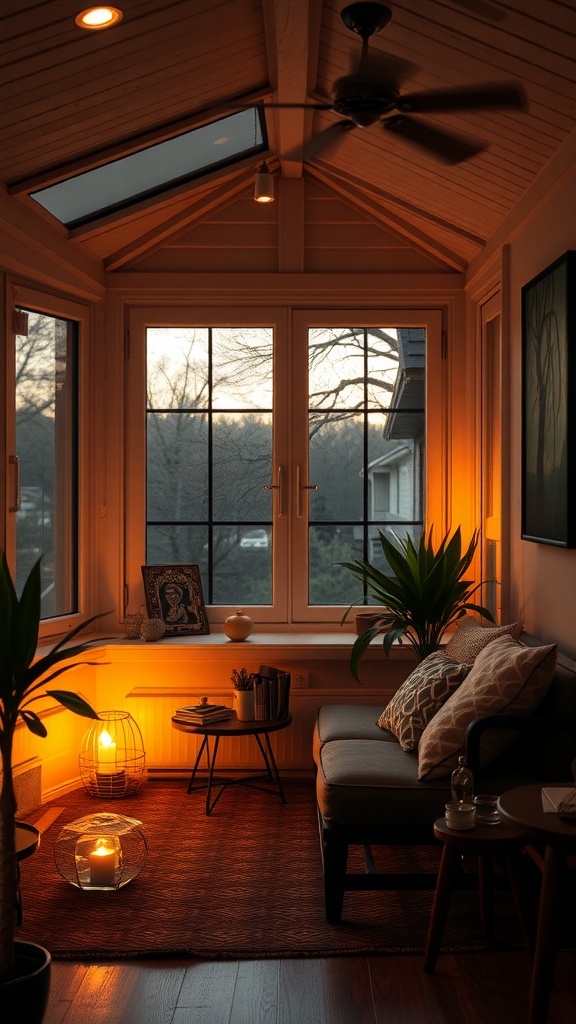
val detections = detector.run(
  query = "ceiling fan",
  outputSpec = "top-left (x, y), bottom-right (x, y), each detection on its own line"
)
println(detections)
top-left (268, 1), bottom-right (526, 165)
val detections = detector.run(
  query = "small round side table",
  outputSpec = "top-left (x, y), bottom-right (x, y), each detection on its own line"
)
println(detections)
top-left (424, 815), bottom-right (533, 973)
top-left (498, 783), bottom-right (576, 1024)
top-left (172, 712), bottom-right (292, 815)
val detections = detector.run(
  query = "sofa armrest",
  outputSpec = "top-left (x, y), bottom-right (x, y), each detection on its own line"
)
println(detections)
top-left (465, 714), bottom-right (576, 778)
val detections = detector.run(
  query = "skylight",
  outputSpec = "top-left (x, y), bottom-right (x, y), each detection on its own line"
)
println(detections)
top-left (31, 108), bottom-right (267, 229)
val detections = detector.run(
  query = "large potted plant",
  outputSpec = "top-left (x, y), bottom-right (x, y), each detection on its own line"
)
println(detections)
top-left (341, 526), bottom-right (495, 681)
top-left (0, 552), bottom-right (103, 1023)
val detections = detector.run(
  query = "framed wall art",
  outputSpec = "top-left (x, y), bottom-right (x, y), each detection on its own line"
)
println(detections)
top-left (521, 250), bottom-right (576, 547)
top-left (141, 564), bottom-right (210, 635)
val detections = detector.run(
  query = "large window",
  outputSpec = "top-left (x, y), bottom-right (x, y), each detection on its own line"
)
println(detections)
top-left (6, 290), bottom-right (82, 620)
top-left (126, 307), bottom-right (443, 625)
top-left (146, 326), bottom-right (274, 604)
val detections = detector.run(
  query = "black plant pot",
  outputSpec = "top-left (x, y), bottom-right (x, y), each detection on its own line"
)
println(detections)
top-left (1, 941), bottom-right (51, 1024)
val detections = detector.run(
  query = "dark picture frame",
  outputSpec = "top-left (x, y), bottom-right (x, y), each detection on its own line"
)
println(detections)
top-left (141, 564), bottom-right (210, 636)
top-left (521, 250), bottom-right (576, 547)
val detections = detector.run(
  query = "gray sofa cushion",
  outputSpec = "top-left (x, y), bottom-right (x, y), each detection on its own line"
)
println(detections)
top-left (313, 704), bottom-right (395, 763)
top-left (316, 739), bottom-right (450, 826)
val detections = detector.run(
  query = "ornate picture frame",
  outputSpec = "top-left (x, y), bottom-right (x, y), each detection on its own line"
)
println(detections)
top-left (141, 564), bottom-right (210, 636)
top-left (521, 250), bottom-right (576, 546)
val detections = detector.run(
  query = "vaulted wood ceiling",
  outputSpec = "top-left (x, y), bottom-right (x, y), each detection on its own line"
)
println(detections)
top-left (2, 0), bottom-right (575, 272)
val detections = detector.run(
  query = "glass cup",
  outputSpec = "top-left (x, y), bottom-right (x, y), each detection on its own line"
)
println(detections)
top-left (473, 793), bottom-right (501, 825)
top-left (445, 802), bottom-right (476, 830)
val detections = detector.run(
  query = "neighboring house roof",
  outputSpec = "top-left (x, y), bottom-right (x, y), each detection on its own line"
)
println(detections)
top-left (384, 329), bottom-right (425, 442)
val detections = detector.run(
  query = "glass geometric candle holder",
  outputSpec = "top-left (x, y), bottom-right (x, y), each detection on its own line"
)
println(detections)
top-left (79, 710), bottom-right (146, 798)
top-left (53, 812), bottom-right (148, 890)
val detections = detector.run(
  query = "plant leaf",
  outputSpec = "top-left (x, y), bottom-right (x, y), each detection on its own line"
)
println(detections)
top-left (19, 709), bottom-right (48, 738)
top-left (46, 690), bottom-right (100, 718)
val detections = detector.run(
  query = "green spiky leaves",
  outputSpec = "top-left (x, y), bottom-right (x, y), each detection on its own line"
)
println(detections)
top-left (341, 526), bottom-right (495, 681)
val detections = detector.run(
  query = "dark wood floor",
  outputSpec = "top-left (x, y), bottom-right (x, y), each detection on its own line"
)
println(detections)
top-left (45, 949), bottom-right (576, 1024)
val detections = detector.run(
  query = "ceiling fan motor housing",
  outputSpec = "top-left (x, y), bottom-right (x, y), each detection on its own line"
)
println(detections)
top-left (332, 76), bottom-right (398, 127)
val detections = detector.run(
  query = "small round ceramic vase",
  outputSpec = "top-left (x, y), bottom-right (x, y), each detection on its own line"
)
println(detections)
top-left (224, 609), bottom-right (253, 641)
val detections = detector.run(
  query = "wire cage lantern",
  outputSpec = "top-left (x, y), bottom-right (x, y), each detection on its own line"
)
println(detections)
top-left (79, 710), bottom-right (146, 798)
top-left (53, 812), bottom-right (147, 890)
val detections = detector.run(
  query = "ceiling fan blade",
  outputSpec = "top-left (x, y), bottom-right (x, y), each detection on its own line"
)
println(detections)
top-left (397, 82), bottom-right (525, 114)
top-left (285, 120), bottom-right (357, 163)
top-left (384, 114), bottom-right (485, 164)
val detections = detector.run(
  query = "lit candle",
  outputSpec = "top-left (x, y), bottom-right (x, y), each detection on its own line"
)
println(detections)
top-left (88, 839), bottom-right (117, 886)
top-left (97, 729), bottom-right (117, 771)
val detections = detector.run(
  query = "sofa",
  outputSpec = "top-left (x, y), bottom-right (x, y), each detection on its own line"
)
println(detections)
top-left (313, 621), bottom-right (576, 923)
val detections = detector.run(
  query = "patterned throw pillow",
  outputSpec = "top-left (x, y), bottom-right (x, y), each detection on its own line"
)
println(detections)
top-left (445, 615), bottom-right (523, 662)
top-left (377, 651), bottom-right (472, 751)
top-left (418, 634), bottom-right (557, 780)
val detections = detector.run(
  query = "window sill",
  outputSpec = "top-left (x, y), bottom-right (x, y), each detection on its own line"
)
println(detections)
top-left (101, 631), bottom-right (418, 662)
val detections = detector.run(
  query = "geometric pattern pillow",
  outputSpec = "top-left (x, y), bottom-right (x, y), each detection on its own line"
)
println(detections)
top-left (444, 614), bottom-right (523, 663)
top-left (417, 634), bottom-right (557, 780)
top-left (377, 651), bottom-right (472, 751)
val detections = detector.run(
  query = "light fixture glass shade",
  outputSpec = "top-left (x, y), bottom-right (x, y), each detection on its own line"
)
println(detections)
top-left (254, 163), bottom-right (275, 203)
top-left (54, 812), bottom-right (147, 890)
top-left (75, 7), bottom-right (124, 30)
top-left (79, 710), bottom-right (146, 797)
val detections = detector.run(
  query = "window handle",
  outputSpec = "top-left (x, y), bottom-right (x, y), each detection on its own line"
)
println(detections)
top-left (9, 454), bottom-right (20, 512)
top-left (296, 464), bottom-right (317, 519)
top-left (263, 465), bottom-right (284, 517)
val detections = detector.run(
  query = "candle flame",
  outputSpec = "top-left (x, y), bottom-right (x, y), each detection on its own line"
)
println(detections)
top-left (99, 730), bottom-right (115, 750)
top-left (93, 838), bottom-right (116, 856)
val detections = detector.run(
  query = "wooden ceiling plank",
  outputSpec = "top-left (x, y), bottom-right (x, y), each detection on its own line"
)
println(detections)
top-left (104, 171), bottom-right (257, 271)
top-left (308, 166), bottom-right (470, 271)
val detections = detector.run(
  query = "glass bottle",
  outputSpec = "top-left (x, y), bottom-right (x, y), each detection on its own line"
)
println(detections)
top-left (451, 755), bottom-right (474, 803)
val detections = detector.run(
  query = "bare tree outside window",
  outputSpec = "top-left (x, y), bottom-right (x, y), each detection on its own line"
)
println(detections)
top-left (14, 309), bottom-right (78, 616)
top-left (145, 324), bottom-right (425, 607)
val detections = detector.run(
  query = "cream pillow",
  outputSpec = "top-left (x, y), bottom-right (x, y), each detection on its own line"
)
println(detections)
top-left (445, 615), bottom-right (523, 662)
top-left (418, 634), bottom-right (557, 780)
top-left (377, 652), bottom-right (471, 751)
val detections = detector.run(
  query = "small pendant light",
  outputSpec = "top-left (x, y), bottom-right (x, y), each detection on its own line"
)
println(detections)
top-left (254, 162), bottom-right (275, 203)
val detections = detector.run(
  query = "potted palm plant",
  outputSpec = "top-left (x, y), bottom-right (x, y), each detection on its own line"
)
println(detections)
top-left (0, 552), bottom-right (104, 1024)
top-left (341, 526), bottom-right (495, 681)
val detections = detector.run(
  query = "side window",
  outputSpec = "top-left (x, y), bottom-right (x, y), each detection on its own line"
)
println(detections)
top-left (7, 292), bottom-right (82, 621)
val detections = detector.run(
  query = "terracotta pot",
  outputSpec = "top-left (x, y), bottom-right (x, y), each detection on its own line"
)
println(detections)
top-left (1, 941), bottom-right (51, 1024)
top-left (354, 612), bottom-right (383, 635)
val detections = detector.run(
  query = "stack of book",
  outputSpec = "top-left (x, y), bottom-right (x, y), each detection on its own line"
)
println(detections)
top-left (253, 666), bottom-right (291, 721)
top-left (173, 702), bottom-right (232, 725)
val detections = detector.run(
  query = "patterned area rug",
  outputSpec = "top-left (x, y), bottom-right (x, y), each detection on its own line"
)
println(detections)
top-left (17, 779), bottom-right (525, 960)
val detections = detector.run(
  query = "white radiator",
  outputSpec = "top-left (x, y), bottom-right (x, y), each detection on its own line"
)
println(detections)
top-left (1, 757), bottom-right (43, 815)
top-left (125, 692), bottom-right (326, 773)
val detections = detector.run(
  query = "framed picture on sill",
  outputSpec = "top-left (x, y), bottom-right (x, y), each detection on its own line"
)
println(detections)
top-left (521, 250), bottom-right (576, 547)
top-left (141, 564), bottom-right (210, 636)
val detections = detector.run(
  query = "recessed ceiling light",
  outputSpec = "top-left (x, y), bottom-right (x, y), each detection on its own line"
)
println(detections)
top-left (75, 7), bottom-right (123, 30)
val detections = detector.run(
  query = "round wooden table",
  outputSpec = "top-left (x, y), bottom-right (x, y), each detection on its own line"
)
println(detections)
top-left (424, 814), bottom-right (532, 973)
top-left (172, 712), bottom-right (292, 814)
top-left (498, 783), bottom-right (576, 1024)
top-left (15, 821), bottom-right (41, 924)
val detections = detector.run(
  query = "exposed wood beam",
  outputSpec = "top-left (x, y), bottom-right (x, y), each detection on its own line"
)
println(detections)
top-left (263, 0), bottom-right (321, 179)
